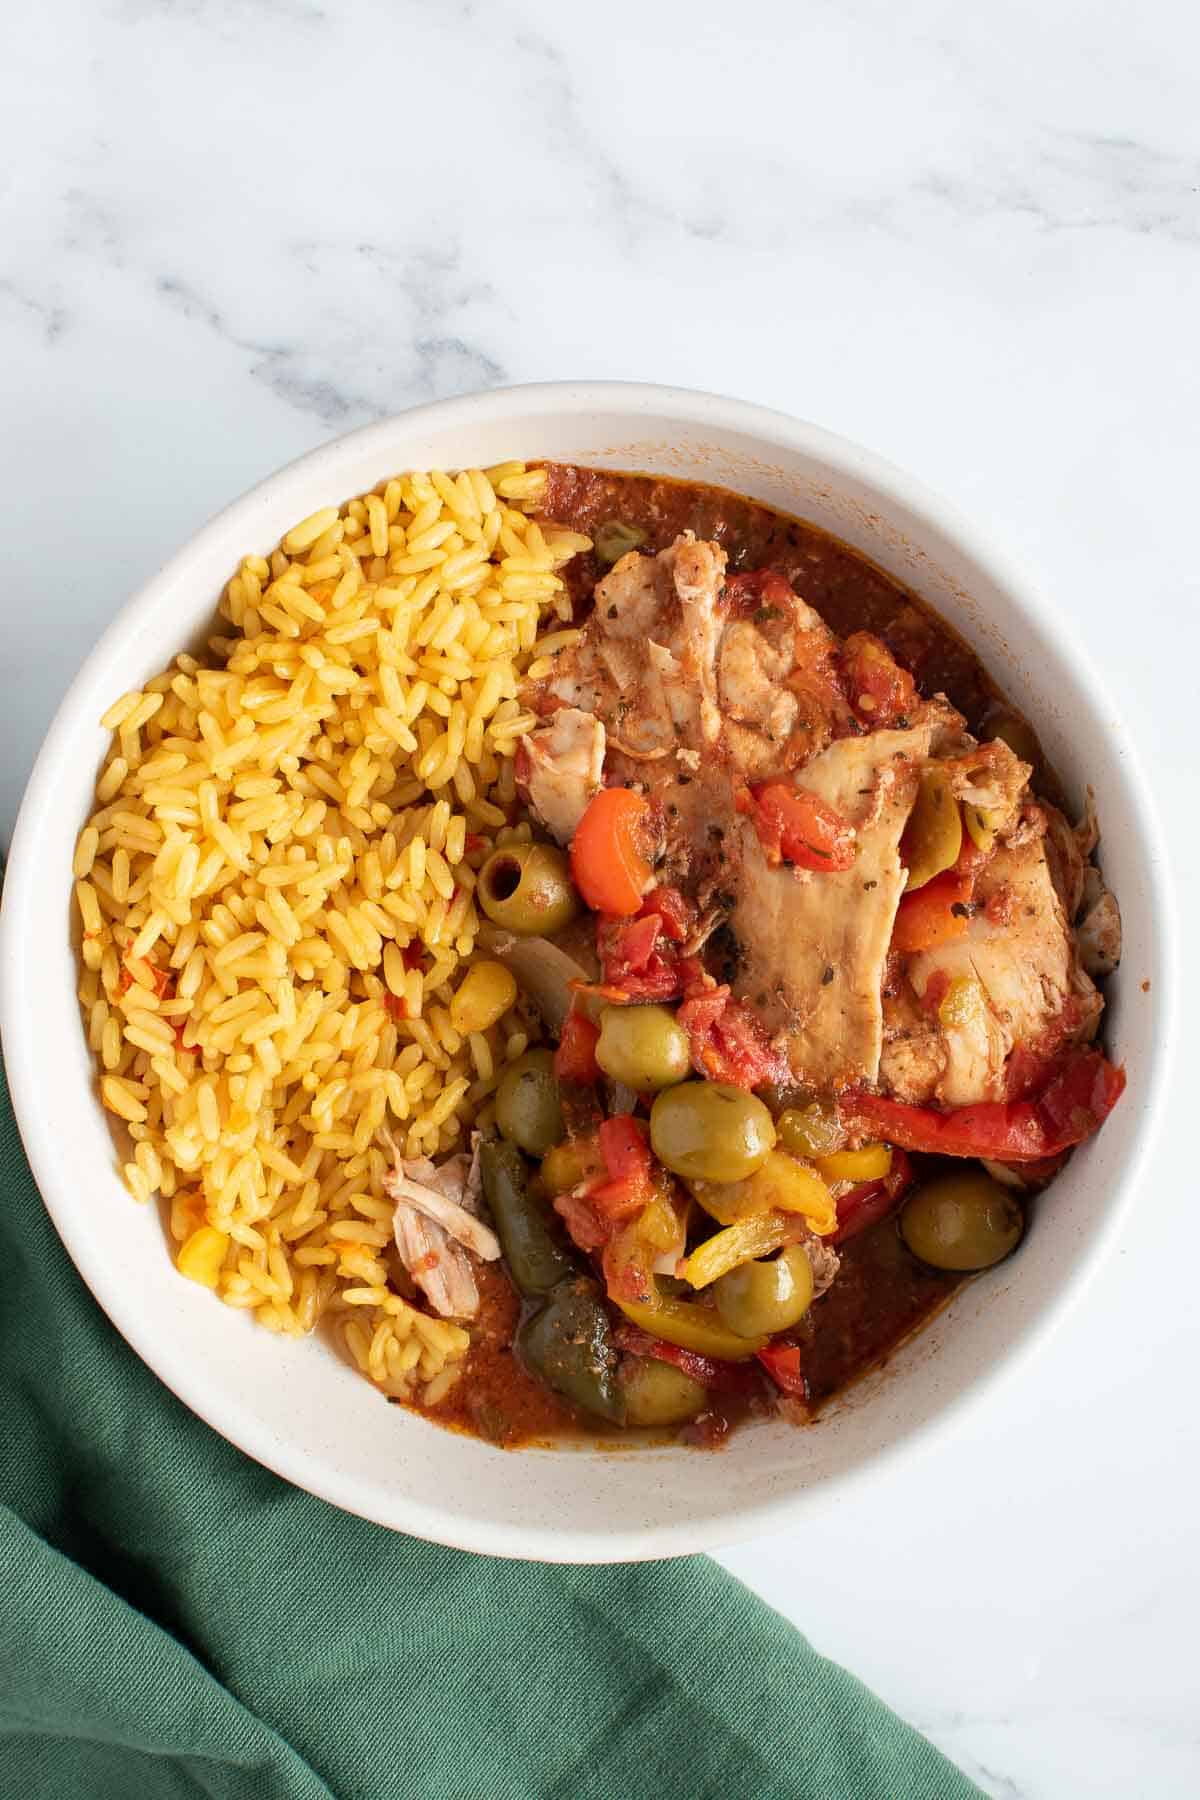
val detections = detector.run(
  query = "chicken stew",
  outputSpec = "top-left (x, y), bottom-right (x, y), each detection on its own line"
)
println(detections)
top-left (408, 465), bottom-right (1124, 1448)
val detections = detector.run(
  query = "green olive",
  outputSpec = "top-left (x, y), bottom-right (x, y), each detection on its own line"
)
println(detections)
top-left (713, 1243), bottom-right (815, 1339)
top-left (904, 768), bottom-right (963, 892)
top-left (650, 1082), bottom-right (776, 1185)
top-left (594, 520), bottom-right (648, 566)
top-left (777, 1101), bottom-right (843, 1160)
top-left (989, 712), bottom-right (1041, 768)
top-left (595, 1004), bottom-right (690, 1092)
top-left (620, 1356), bottom-right (707, 1427)
top-left (540, 1140), bottom-right (589, 1196)
top-left (477, 842), bottom-right (579, 936)
top-left (900, 1170), bottom-right (1024, 1272)
top-left (495, 1050), bottom-right (564, 1157)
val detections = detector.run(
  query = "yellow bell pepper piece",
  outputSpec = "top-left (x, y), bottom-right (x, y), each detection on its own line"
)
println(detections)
top-left (681, 1211), bottom-right (794, 1289)
top-left (963, 803), bottom-right (1004, 856)
top-left (614, 1291), bottom-right (766, 1360)
top-left (694, 1151), bottom-right (836, 1234)
top-left (816, 1142), bottom-right (893, 1184)
top-left (177, 1224), bottom-right (229, 1289)
top-left (449, 960), bottom-right (517, 1034)
top-left (937, 974), bottom-right (986, 1032)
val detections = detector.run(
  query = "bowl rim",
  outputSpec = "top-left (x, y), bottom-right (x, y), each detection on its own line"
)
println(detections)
top-left (0, 379), bottom-right (1177, 1562)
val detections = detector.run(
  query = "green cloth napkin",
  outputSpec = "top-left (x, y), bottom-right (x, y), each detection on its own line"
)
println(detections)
top-left (0, 1054), bottom-right (978, 1800)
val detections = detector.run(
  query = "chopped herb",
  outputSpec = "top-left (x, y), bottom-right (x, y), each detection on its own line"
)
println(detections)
top-left (753, 605), bottom-right (785, 623)
top-left (951, 902), bottom-right (971, 918)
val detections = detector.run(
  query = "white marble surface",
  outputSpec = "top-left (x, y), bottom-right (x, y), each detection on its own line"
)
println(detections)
top-left (2, 1), bottom-right (1198, 1792)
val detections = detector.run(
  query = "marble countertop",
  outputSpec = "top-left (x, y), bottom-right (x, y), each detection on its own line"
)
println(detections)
top-left (2, 2), bottom-right (1198, 1792)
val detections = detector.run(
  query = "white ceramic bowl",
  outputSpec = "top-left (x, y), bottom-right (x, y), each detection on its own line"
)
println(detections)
top-left (0, 382), bottom-right (1173, 1562)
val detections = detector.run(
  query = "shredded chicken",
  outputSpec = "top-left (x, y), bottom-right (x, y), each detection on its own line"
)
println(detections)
top-left (733, 726), bottom-right (937, 1088)
top-left (806, 1234), bottom-right (841, 1299)
top-left (1077, 868), bottom-right (1122, 977)
top-left (880, 825), bottom-right (1102, 1107)
top-left (522, 707), bottom-right (605, 844)
top-left (381, 1133), bottom-right (498, 1320)
top-left (527, 527), bottom-right (1113, 1108)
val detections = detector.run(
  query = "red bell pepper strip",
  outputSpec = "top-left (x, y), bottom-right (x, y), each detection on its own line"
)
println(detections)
top-left (832, 1148), bottom-right (913, 1245)
top-left (615, 1324), bottom-right (762, 1395)
top-left (756, 1342), bottom-right (809, 1399)
top-left (841, 1050), bottom-right (1125, 1164)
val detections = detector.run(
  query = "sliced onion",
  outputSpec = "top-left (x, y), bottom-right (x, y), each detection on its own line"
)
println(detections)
top-left (605, 1079), bottom-right (639, 1117)
top-left (980, 1158), bottom-right (1029, 1191)
top-left (477, 925), bottom-right (589, 1034)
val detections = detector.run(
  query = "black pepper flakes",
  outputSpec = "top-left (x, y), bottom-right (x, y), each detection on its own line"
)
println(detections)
top-left (821, 965), bottom-right (835, 985)
top-left (863, 879), bottom-right (878, 891)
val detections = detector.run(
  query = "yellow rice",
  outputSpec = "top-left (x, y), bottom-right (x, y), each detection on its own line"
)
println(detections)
top-left (72, 463), bottom-right (592, 1404)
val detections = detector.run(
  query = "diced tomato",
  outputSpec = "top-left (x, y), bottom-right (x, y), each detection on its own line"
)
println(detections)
top-left (676, 959), bottom-right (784, 1090)
top-left (464, 832), bottom-right (487, 855)
top-left (588, 1115), bottom-right (659, 1220)
top-left (383, 990), bottom-right (409, 1021)
top-left (723, 568), bottom-right (797, 619)
top-left (553, 1189), bottom-right (608, 1253)
top-left (841, 630), bottom-right (918, 727)
top-left (554, 1009), bottom-right (600, 1085)
top-left (891, 870), bottom-right (974, 955)
top-left (842, 1050), bottom-right (1126, 1163)
top-left (737, 782), bottom-right (857, 873)
top-left (592, 886), bottom-right (696, 1002)
top-left (637, 885), bottom-right (694, 942)
top-left (615, 1324), bottom-right (762, 1394)
top-left (832, 1148), bottom-right (913, 1244)
top-left (605, 912), bottom-right (662, 971)
top-left (756, 1342), bottom-right (809, 1398)
top-left (120, 958), bottom-right (175, 1001)
top-left (571, 787), bottom-right (654, 916)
